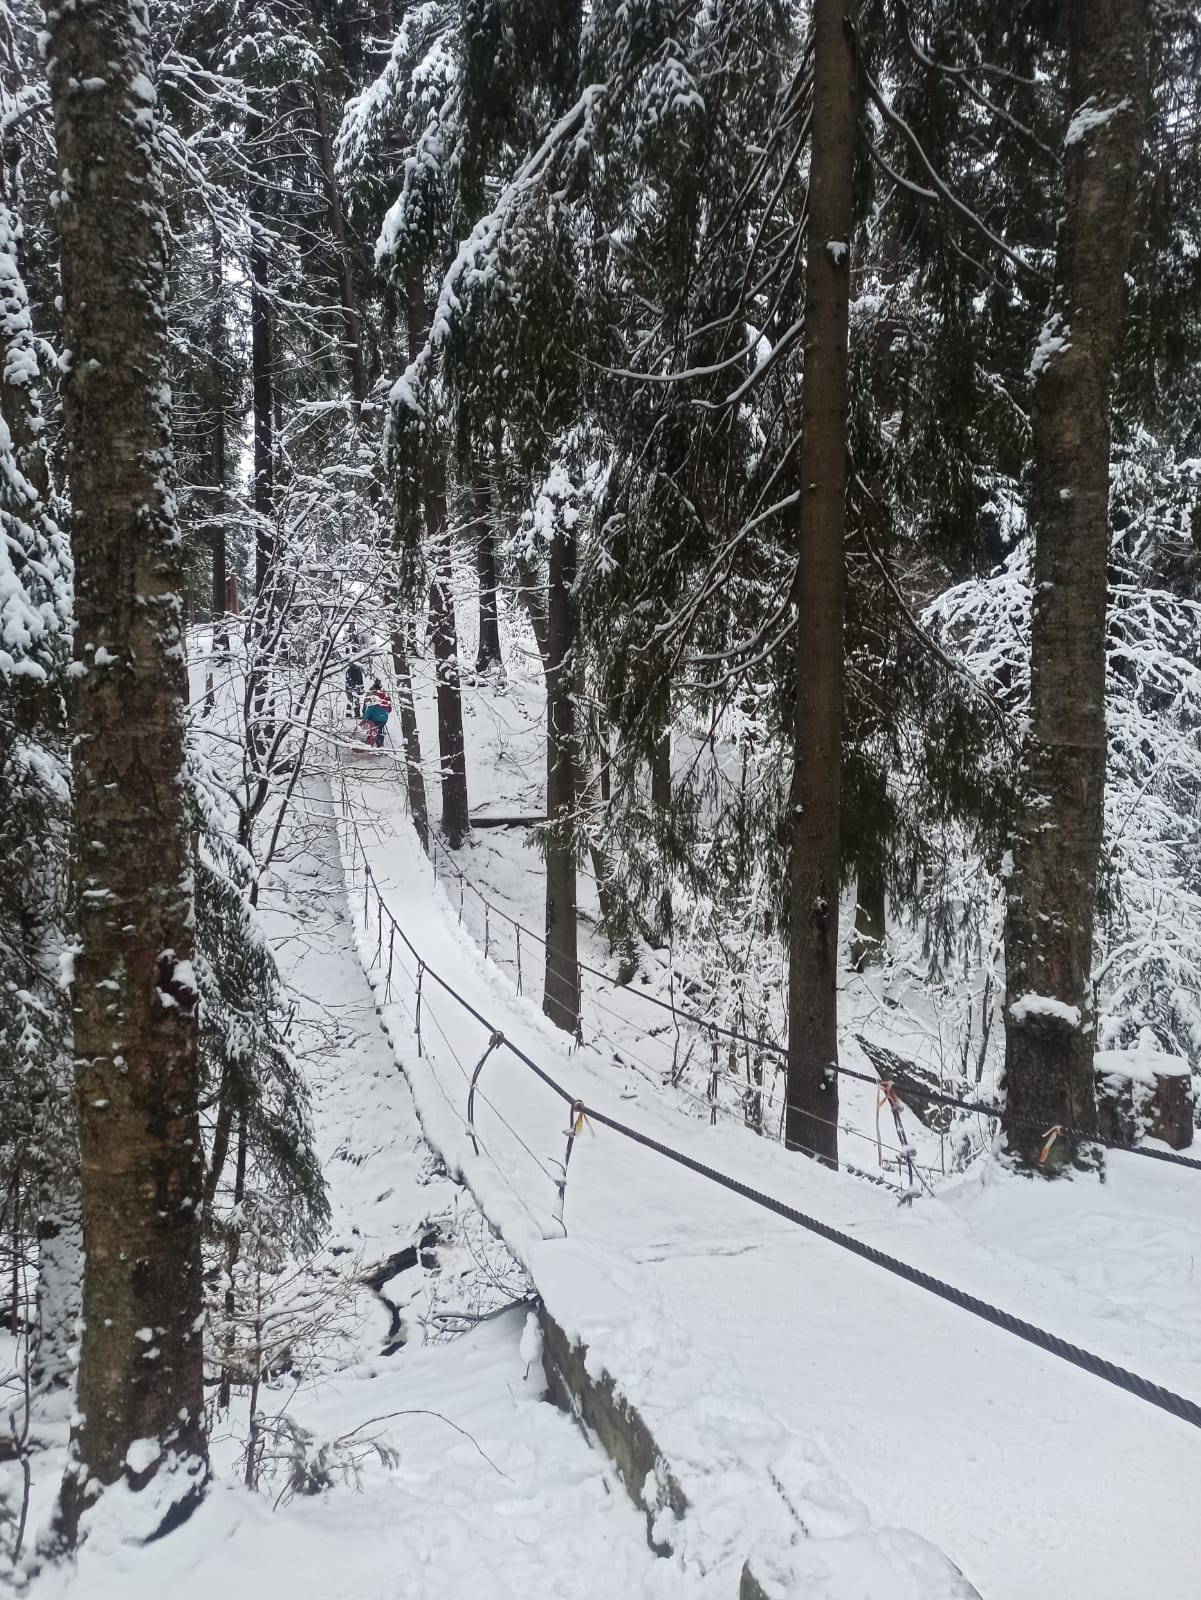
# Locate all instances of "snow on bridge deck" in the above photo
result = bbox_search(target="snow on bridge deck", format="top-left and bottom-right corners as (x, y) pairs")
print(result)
(339, 767), (1201, 1600)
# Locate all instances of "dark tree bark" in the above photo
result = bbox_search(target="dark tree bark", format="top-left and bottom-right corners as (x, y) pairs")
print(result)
(515, 550), (550, 663)
(1003, 0), (1147, 1170)
(649, 724), (672, 941)
(312, 88), (369, 409)
(371, 0), (395, 74)
(244, 124), (277, 781)
(850, 867), (885, 971)
(406, 266), (469, 846)
(210, 529), (227, 634)
(785, 0), (857, 1168)
(248, 109), (274, 601)
(543, 520), (580, 1035)
(43, 0), (208, 1540)
(208, 222), (229, 651)
(389, 612), (430, 854)
(651, 730), (671, 813)
(599, 719), (611, 806)
(470, 470), (503, 674)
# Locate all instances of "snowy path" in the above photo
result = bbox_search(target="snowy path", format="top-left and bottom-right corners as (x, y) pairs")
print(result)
(340, 765), (1201, 1600)
(30, 779), (702, 1600)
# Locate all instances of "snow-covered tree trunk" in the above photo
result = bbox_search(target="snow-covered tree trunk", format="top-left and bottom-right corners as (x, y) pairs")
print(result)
(249, 106), (275, 600)
(1003, 0), (1148, 1171)
(543, 518), (580, 1035)
(651, 731), (670, 813)
(406, 267), (469, 847)
(208, 222), (229, 648)
(471, 472), (503, 675)
(313, 87), (369, 410)
(650, 726), (671, 941)
(388, 611), (430, 854)
(516, 549), (550, 662)
(43, 0), (208, 1540)
(785, 0), (857, 1168)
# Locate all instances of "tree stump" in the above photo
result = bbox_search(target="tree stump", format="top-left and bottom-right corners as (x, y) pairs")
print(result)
(1094, 1033), (1195, 1151)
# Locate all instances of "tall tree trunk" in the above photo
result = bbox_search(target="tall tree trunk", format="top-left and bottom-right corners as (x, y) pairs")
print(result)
(471, 470), (503, 675)
(248, 109), (274, 601)
(210, 530), (227, 633)
(544, 519), (580, 1035)
(849, 867), (885, 971)
(1003, 0), (1147, 1170)
(581, 703), (625, 954)
(244, 110), (277, 778)
(389, 610), (430, 854)
(209, 220), (229, 652)
(651, 729), (670, 811)
(599, 716), (611, 806)
(785, 0), (856, 1168)
(312, 88), (369, 409)
(650, 724), (672, 941)
(371, 0), (395, 74)
(406, 267), (469, 846)
(44, 0), (208, 1539)
(516, 551), (549, 662)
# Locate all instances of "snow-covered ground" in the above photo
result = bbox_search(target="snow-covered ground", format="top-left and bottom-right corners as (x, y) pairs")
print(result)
(15, 745), (703, 1600)
(32, 1311), (699, 1600)
(13, 621), (1200, 1600)
(330, 643), (1201, 1600)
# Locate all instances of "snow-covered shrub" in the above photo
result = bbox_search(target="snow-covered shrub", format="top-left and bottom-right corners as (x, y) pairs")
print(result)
(928, 542), (1201, 1076)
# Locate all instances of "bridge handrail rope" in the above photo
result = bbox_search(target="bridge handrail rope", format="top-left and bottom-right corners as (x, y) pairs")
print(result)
(414, 823), (1201, 1174)
(582, 1104), (1201, 1434)
(345, 785), (1201, 1173)
(341, 788), (928, 1185)
(334, 781), (1201, 1435)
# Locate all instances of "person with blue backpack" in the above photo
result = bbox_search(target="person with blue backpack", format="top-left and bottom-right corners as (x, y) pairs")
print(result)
(361, 680), (392, 747)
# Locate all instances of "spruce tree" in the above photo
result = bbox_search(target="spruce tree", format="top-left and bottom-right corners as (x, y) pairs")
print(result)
(784, 0), (858, 1167)
(1003, 0), (1149, 1170)
(43, 0), (209, 1538)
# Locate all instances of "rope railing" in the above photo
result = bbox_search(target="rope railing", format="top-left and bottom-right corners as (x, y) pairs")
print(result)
(414, 822), (925, 1184)
(333, 780), (1201, 1436)
(337, 784), (922, 1190)
(412, 822), (1201, 1175)
(343, 792), (932, 1189)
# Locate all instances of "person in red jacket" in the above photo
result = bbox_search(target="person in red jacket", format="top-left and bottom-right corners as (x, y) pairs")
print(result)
(361, 680), (392, 747)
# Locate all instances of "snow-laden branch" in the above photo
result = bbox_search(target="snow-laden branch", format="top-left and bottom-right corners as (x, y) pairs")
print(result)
(857, 41), (1051, 286)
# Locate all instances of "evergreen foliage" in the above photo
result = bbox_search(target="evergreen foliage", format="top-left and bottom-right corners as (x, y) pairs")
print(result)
(0, 51), (74, 1291)
(2, 0), (1201, 1514)
(191, 755), (329, 1250)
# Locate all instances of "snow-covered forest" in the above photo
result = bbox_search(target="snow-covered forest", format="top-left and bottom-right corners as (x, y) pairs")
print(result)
(2, 0), (1200, 1595)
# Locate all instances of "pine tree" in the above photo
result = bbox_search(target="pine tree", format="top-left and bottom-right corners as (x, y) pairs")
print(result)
(1003, 0), (1150, 1170)
(43, 0), (209, 1538)
(541, 471), (581, 1034)
(784, 0), (858, 1167)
